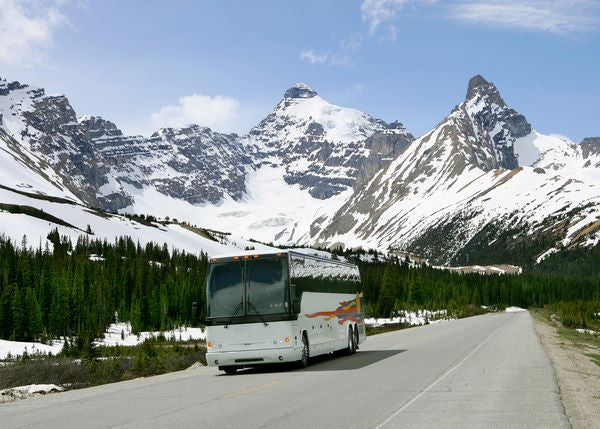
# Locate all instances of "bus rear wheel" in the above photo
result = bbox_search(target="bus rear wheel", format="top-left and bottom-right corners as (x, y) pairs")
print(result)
(222, 366), (238, 375)
(346, 327), (356, 355)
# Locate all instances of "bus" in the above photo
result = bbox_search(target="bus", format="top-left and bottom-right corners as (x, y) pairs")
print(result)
(204, 250), (366, 374)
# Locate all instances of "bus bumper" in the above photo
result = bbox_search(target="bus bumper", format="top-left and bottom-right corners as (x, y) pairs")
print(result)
(206, 347), (300, 367)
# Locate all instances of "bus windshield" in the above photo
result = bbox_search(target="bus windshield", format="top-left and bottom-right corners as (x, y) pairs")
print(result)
(247, 258), (288, 315)
(206, 261), (244, 318)
(207, 257), (289, 318)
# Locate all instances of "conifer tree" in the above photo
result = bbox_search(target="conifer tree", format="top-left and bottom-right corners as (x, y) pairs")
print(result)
(377, 262), (397, 317)
(11, 287), (25, 340)
(25, 287), (43, 340)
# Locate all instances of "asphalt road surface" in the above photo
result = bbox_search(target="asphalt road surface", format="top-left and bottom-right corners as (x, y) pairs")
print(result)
(0, 311), (569, 428)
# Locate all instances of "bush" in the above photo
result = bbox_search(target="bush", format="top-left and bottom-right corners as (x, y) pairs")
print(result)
(550, 301), (600, 330)
(0, 339), (206, 390)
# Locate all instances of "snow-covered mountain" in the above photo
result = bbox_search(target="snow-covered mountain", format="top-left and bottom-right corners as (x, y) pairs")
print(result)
(310, 75), (600, 265)
(0, 77), (412, 245)
(247, 83), (413, 198)
(0, 78), (254, 211)
(1, 74), (598, 266)
(0, 78), (411, 209)
(0, 179), (273, 257)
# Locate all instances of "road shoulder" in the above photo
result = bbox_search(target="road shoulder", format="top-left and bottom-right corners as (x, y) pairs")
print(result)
(531, 310), (600, 429)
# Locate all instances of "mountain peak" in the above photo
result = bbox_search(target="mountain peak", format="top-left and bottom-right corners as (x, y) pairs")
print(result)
(581, 137), (600, 157)
(466, 74), (494, 100)
(284, 82), (317, 99)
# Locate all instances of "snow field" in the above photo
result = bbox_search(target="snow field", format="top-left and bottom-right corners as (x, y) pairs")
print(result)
(0, 323), (206, 360)
(95, 322), (206, 347)
(0, 339), (64, 360)
(365, 310), (451, 327)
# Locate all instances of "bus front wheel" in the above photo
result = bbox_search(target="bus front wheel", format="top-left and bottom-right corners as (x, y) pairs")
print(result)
(298, 333), (309, 368)
(222, 366), (238, 375)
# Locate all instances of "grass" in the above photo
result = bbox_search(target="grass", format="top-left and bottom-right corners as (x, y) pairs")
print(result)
(365, 322), (412, 336)
(0, 339), (206, 391)
(531, 307), (600, 366)
(585, 353), (600, 368)
(557, 326), (600, 350)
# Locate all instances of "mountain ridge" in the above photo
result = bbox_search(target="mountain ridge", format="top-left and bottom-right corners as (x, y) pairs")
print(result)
(308, 76), (600, 266)
(1, 74), (599, 267)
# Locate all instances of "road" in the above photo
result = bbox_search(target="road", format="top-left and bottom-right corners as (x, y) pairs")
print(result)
(0, 311), (569, 428)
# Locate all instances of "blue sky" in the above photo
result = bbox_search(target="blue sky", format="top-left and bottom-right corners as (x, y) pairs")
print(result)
(1, 0), (599, 141)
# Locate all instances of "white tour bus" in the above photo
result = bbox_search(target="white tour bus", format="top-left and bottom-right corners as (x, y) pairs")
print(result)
(205, 250), (366, 374)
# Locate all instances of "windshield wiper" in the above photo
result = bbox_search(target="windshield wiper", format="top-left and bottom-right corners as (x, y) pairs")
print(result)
(224, 300), (244, 328)
(247, 300), (269, 327)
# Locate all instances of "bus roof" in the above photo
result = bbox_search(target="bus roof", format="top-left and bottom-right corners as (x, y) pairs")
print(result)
(210, 249), (356, 268)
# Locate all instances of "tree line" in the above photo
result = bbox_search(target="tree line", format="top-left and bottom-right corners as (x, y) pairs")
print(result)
(0, 230), (207, 342)
(351, 251), (600, 328)
(1, 232), (599, 343)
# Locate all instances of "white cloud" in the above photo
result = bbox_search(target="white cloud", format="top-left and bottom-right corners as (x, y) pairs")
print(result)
(300, 34), (364, 67)
(361, 0), (437, 36)
(150, 94), (240, 133)
(300, 49), (329, 65)
(450, 1), (599, 34)
(0, 0), (68, 67)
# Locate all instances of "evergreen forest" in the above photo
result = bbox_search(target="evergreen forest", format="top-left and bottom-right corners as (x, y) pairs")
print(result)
(1, 230), (599, 343)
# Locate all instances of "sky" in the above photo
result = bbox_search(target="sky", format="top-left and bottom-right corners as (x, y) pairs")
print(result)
(1, 0), (599, 141)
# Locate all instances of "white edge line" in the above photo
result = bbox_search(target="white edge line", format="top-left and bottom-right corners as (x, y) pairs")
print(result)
(373, 322), (504, 429)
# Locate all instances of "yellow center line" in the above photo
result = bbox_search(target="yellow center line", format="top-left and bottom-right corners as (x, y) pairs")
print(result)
(222, 380), (281, 399)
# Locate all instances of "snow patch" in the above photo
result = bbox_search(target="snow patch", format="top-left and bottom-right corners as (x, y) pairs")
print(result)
(0, 384), (64, 403)
(0, 339), (64, 360)
(365, 310), (450, 327)
(95, 322), (206, 347)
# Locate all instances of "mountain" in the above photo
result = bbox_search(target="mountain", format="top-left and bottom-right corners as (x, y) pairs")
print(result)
(0, 77), (412, 247)
(0, 78), (412, 208)
(1, 74), (598, 267)
(247, 83), (413, 199)
(0, 78), (254, 211)
(310, 76), (600, 267)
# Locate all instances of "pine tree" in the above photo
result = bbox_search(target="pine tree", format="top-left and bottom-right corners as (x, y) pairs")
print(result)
(0, 285), (15, 339)
(377, 262), (397, 317)
(11, 287), (25, 340)
(408, 279), (425, 308)
(25, 287), (43, 340)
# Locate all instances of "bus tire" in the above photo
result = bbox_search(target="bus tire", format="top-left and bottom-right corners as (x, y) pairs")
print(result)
(354, 325), (359, 351)
(222, 366), (238, 375)
(298, 333), (309, 368)
(347, 327), (356, 355)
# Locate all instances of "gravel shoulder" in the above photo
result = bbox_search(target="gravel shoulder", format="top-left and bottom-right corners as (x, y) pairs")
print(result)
(532, 310), (600, 429)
